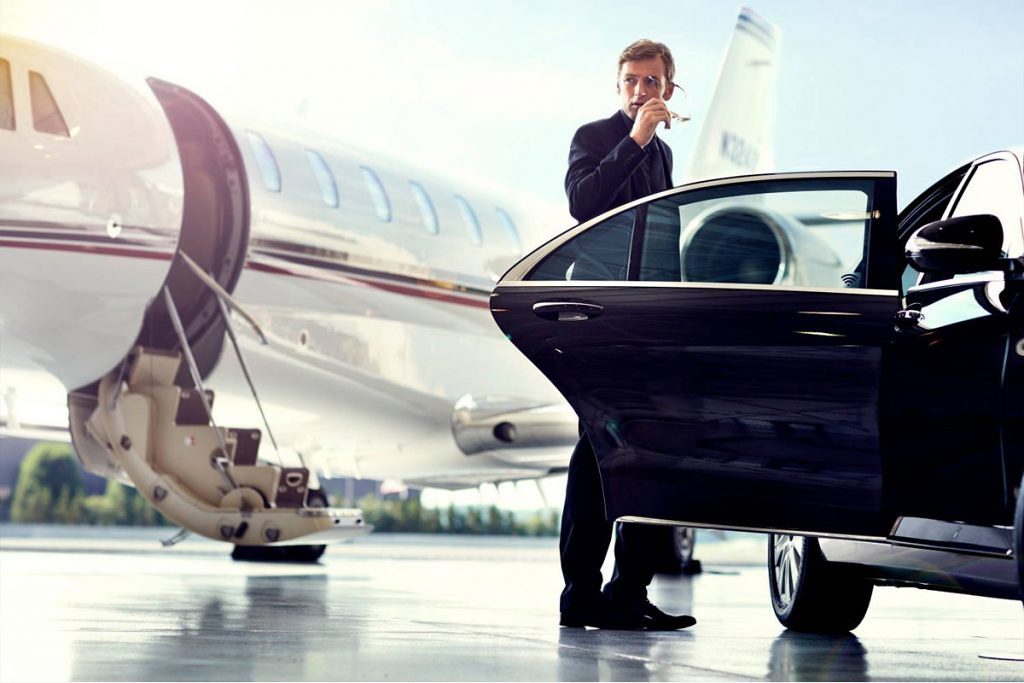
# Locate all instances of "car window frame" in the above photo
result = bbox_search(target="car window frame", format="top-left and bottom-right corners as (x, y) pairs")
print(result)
(505, 171), (899, 292)
(946, 156), (1024, 256)
(903, 152), (1023, 290)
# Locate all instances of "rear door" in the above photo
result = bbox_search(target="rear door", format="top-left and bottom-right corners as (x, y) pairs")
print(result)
(492, 172), (901, 537)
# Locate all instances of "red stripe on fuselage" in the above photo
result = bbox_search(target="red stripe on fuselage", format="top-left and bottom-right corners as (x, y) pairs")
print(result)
(244, 257), (491, 309)
(0, 238), (491, 310)
(0, 238), (175, 262)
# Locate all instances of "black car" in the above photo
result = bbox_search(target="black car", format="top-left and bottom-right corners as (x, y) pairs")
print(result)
(491, 150), (1024, 632)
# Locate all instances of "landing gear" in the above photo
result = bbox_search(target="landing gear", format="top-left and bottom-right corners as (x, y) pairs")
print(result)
(768, 534), (872, 633)
(231, 489), (330, 563)
(653, 526), (703, 575)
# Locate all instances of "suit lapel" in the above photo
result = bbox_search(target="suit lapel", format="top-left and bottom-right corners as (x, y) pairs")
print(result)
(655, 137), (672, 189)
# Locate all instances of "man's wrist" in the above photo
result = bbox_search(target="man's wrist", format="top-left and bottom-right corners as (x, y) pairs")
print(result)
(629, 132), (648, 149)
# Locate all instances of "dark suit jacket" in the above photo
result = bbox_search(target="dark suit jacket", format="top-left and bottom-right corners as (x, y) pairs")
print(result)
(565, 110), (674, 223)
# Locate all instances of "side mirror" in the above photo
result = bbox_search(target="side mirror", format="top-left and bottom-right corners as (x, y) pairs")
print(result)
(906, 214), (1004, 274)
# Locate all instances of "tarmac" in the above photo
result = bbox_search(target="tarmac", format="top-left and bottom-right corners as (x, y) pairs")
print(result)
(1, 525), (1022, 681)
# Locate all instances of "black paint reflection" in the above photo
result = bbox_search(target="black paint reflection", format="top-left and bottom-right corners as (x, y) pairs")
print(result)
(768, 631), (868, 681)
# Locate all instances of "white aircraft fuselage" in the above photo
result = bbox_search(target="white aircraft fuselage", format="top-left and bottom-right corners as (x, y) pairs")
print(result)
(0, 7), (781, 545)
(0, 33), (576, 492)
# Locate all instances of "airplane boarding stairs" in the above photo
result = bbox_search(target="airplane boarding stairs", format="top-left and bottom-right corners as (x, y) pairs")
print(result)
(77, 347), (369, 547)
(67, 253), (371, 554)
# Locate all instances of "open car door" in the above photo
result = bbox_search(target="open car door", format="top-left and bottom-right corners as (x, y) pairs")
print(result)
(492, 172), (901, 538)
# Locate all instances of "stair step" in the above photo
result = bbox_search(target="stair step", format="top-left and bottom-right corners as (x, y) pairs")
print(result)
(228, 428), (261, 466)
(274, 467), (310, 508)
(175, 388), (215, 425)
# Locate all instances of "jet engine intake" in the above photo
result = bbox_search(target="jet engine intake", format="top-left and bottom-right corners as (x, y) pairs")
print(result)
(679, 205), (845, 288)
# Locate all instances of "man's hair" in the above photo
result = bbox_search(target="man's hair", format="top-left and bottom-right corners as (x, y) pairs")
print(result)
(617, 39), (675, 82)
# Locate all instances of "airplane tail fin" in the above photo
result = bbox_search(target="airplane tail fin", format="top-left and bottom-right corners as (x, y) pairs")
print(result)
(687, 7), (781, 181)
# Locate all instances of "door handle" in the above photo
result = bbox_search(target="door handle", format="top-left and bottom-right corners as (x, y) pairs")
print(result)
(894, 308), (925, 329)
(532, 301), (604, 322)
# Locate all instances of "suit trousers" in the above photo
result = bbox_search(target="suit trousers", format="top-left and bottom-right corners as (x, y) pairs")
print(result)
(559, 434), (665, 612)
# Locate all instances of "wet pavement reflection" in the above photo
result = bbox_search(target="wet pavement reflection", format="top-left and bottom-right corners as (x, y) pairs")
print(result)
(767, 632), (867, 681)
(0, 531), (1021, 681)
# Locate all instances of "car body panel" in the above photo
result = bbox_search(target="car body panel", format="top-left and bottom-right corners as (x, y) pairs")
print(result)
(494, 282), (898, 536)
(493, 158), (1024, 605)
(493, 172), (901, 538)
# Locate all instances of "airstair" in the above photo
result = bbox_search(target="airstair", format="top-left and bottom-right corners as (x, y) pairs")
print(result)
(75, 252), (370, 548)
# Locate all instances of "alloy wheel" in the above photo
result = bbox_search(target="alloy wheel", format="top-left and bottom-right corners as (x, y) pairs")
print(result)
(674, 526), (695, 562)
(772, 534), (803, 607)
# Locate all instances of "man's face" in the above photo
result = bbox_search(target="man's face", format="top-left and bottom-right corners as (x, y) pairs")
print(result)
(617, 57), (673, 120)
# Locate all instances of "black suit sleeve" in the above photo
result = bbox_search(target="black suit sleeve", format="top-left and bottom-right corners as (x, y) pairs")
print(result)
(565, 125), (647, 223)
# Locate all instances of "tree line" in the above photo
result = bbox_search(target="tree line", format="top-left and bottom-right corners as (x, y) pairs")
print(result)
(5, 442), (166, 526)
(355, 494), (559, 536)
(3, 443), (559, 536)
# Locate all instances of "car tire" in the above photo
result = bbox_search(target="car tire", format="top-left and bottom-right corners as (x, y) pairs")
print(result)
(768, 534), (872, 633)
(652, 526), (703, 575)
(230, 489), (329, 564)
(673, 526), (703, 575)
(1014, 473), (1024, 603)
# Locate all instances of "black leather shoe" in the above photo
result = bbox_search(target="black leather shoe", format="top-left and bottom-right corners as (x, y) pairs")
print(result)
(612, 597), (696, 631)
(638, 599), (696, 630)
(559, 606), (650, 630)
(560, 596), (650, 629)
(561, 598), (695, 630)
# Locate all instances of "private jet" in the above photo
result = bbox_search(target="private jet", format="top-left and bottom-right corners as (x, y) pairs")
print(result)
(0, 8), (780, 558)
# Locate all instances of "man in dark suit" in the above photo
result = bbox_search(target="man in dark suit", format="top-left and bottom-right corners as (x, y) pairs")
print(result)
(559, 39), (696, 631)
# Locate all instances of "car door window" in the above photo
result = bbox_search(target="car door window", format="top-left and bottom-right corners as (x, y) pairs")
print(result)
(948, 159), (1024, 257)
(527, 209), (636, 281)
(912, 158), (1024, 287)
(896, 164), (968, 293)
(514, 174), (897, 289)
(639, 181), (876, 289)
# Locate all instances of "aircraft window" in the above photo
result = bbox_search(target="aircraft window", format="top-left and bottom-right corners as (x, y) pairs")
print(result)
(247, 131), (281, 192)
(409, 181), (439, 234)
(305, 149), (339, 207)
(528, 209), (635, 281)
(454, 195), (483, 245)
(28, 71), (69, 137)
(495, 208), (522, 252)
(361, 166), (391, 222)
(0, 59), (13, 130)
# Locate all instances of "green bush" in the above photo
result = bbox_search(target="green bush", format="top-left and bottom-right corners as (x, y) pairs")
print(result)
(84, 480), (166, 527)
(10, 443), (84, 523)
(10, 441), (166, 526)
(351, 493), (558, 536)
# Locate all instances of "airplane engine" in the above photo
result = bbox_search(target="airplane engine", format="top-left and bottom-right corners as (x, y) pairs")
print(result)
(678, 205), (846, 288)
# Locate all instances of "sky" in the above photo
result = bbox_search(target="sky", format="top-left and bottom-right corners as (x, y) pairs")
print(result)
(3, 0), (1022, 212)
(3, 0), (1023, 509)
